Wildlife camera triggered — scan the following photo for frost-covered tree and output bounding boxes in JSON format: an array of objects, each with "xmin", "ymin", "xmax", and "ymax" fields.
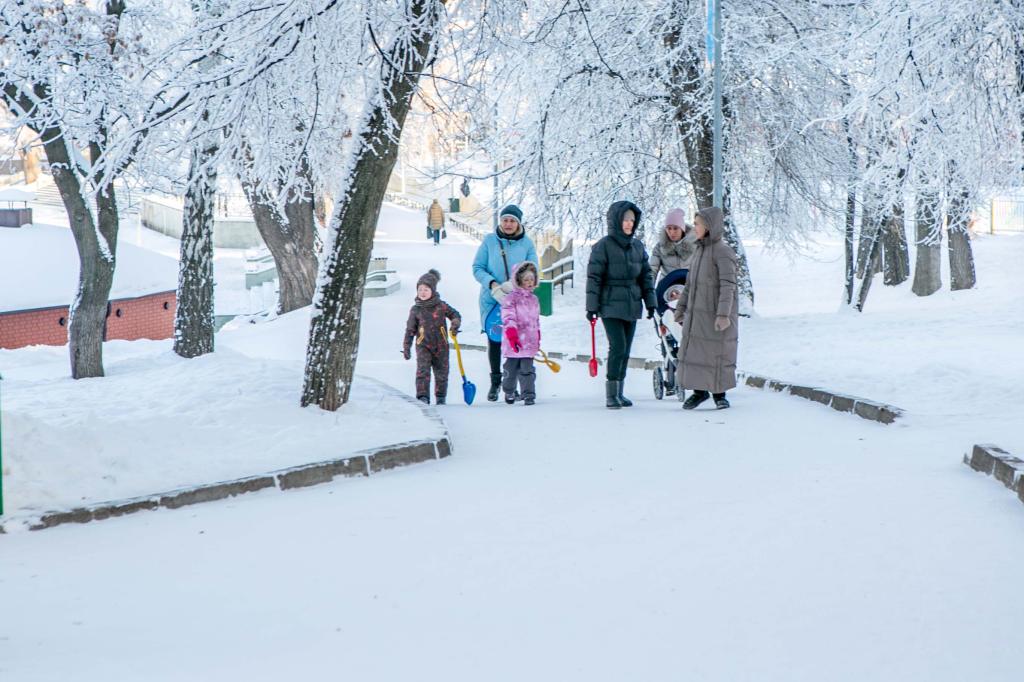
[
  {"xmin": 301, "ymin": 0, "xmax": 447, "ymax": 411},
  {"xmin": 0, "ymin": 0, "xmax": 182, "ymax": 377}
]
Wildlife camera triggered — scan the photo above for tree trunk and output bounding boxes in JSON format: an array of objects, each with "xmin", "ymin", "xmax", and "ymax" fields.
[
  {"xmin": 947, "ymin": 175, "xmax": 977, "ymax": 291},
  {"xmin": 911, "ymin": 190, "xmax": 942, "ymax": 296},
  {"xmin": 844, "ymin": 187, "xmax": 857, "ymax": 304},
  {"xmin": 854, "ymin": 196, "xmax": 884, "ymax": 311},
  {"xmin": 42, "ymin": 132, "xmax": 117, "ymax": 378},
  {"xmin": 881, "ymin": 200, "xmax": 910, "ymax": 286},
  {"xmin": 855, "ymin": 225, "xmax": 883, "ymax": 312},
  {"xmin": 242, "ymin": 153, "xmax": 319, "ymax": 315},
  {"xmin": 856, "ymin": 193, "xmax": 881, "ymax": 280},
  {"xmin": 843, "ymin": 113, "xmax": 857, "ymax": 305},
  {"xmin": 174, "ymin": 144, "xmax": 217, "ymax": 357},
  {"xmin": 301, "ymin": 0, "xmax": 444, "ymax": 411}
]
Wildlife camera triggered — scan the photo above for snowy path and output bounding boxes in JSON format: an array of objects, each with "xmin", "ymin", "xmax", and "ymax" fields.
[{"xmin": 2, "ymin": 205, "xmax": 1023, "ymax": 681}]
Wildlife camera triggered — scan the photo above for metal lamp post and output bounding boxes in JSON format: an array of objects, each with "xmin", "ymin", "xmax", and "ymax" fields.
[{"xmin": 711, "ymin": 0, "xmax": 723, "ymax": 208}]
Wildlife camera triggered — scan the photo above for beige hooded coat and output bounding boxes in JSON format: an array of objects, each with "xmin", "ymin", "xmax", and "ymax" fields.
[
  {"xmin": 674, "ymin": 207, "xmax": 739, "ymax": 393},
  {"xmin": 427, "ymin": 200, "xmax": 445, "ymax": 229}
]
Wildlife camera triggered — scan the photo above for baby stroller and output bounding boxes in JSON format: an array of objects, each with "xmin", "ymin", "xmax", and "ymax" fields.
[{"xmin": 651, "ymin": 269, "xmax": 688, "ymax": 400}]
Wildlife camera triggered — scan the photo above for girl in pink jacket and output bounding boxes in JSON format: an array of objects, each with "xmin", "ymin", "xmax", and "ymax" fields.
[{"xmin": 501, "ymin": 261, "xmax": 541, "ymax": 405}]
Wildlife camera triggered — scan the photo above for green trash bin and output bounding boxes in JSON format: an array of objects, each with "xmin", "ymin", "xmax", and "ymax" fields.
[
  {"xmin": 448, "ymin": 197, "xmax": 460, "ymax": 213},
  {"xmin": 537, "ymin": 280, "xmax": 553, "ymax": 317}
]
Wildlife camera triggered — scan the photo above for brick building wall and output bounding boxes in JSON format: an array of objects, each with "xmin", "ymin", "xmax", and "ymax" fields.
[{"xmin": 0, "ymin": 291, "xmax": 177, "ymax": 350}]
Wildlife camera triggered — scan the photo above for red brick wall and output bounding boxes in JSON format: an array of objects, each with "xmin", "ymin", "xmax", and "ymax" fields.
[
  {"xmin": 0, "ymin": 305, "xmax": 70, "ymax": 349},
  {"xmin": 105, "ymin": 291, "xmax": 177, "ymax": 342},
  {"xmin": 0, "ymin": 291, "xmax": 177, "ymax": 350}
]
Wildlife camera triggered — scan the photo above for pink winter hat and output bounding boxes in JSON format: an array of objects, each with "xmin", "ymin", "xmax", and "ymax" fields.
[{"xmin": 664, "ymin": 208, "xmax": 687, "ymax": 227}]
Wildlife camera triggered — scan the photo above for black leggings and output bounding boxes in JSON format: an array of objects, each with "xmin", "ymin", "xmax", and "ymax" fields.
[
  {"xmin": 488, "ymin": 339, "xmax": 503, "ymax": 379},
  {"xmin": 601, "ymin": 318, "xmax": 636, "ymax": 381}
]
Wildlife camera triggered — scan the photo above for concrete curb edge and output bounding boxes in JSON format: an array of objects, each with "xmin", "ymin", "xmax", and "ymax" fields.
[
  {"xmin": 964, "ymin": 443, "xmax": 1024, "ymax": 508},
  {"xmin": 451, "ymin": 341, "xmax": 904, "ymax": 425},
  {"xmin": 0, "ymin": 376, "xmax": 452, "ymax": 535}
]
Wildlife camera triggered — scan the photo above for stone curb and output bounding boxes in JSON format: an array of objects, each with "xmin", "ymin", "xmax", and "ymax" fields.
[
  {"xmin": 735, "ymin": 371, "xmax": 904, "ymax": 425},
  {"xmin": 452, "ymin": 342, "xmax": 903, "ymax": 425},
  {"xmin": 964, "ymin": 444, "xmax": 1024, "ymax": 506},
  {"xmin": 0, "ymin": 377, "xmax": 452, "ymax": 535}
]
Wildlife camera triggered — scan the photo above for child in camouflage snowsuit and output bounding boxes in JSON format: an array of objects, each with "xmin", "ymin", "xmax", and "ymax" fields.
[{"xmin": 403, "ymin": 269, "xmax": 461, "ymax": 404}]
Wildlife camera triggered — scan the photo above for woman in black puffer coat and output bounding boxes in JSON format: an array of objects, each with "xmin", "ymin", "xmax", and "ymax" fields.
[{"xmin": 586, "ymin": 200, "xmax": 657, "ymax": 409}]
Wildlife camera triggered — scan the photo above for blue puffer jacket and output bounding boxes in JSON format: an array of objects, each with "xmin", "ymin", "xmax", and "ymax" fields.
[{"xmin": 472, "ymin": 227, "xmax": 538, "ymax": 332}]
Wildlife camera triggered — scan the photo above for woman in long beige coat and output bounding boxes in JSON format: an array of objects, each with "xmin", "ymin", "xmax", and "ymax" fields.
[
  {"xmin": 427, "ymin": 199, "xmax": 445, "ymax": 246},
  {"xmin": 674, "ymin": 206, "xmax": 738, "ymax": 410}
]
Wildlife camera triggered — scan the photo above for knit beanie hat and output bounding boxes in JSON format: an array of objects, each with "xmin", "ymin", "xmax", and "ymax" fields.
[
  {"xmin": 499, "ymin": 204, "xmax": 523, "ymax": 225},
  {"xmin": 416, "ymin": 268, "xmax": 441, "ymax": 294},
  {"xmin": 664, "ymin": 208, "xmax": 686, "ymax": 228}
]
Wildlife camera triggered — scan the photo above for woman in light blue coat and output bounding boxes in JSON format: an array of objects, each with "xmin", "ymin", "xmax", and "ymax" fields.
[{"xmin": 472, "ymin": 204, "xmax": 538, "ymax": 401}]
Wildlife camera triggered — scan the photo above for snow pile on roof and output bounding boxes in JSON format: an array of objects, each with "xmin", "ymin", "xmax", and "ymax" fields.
[
  {"xmin": 0, "ymin": 188, "xmax": 35, "ymax": 203},
  {"xmin": 0, "ymin": 223, "xmax": 179, "ymax": 313}
]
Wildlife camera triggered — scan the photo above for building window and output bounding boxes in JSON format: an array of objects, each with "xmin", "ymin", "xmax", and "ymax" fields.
[{"xmin": 58, "ymin": 316, "xmax": 66, "ymax": 326}]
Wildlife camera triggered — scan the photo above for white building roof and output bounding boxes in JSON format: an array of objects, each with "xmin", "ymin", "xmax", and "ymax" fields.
[{"xmin": 0, "ymin": 224, "xmax": 179, "ymax": 313}]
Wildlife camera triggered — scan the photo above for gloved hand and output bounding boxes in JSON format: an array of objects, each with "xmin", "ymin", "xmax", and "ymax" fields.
[
  {"xmin": 646, "ymin": 307, "xmax": 656, "ymax": 319},
  {"xmin": 505, "ymin": 327, "xmax": 521, "ymax": 353},
  {"xmin": 449, "ymin": 323, "xmax": 460, "ymax": 337},
  {"xmin": 586, "ymin": 311, "xmax": 598, "ymax": 322},
  {"xmin": 714, "ymin": 315, "xmax": 731, "ymax": 332},
  {"xmin": 402, "ymin": 348, "xmax": 411, "ymax": 360},
  {"xmin": 492, "ymin": 280, "xmax": 514, "ymax": 303}
]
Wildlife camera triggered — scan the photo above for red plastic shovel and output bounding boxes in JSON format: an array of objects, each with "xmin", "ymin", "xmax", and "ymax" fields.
[{"xmin": 588, "ymin": 318, "xmax": 599, "ymax": 377}]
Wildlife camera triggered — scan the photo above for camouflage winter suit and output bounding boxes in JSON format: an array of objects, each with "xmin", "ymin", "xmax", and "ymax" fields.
[{"xmin": 403, "ymin": 295, "xmax": 461, "ymax": 400}]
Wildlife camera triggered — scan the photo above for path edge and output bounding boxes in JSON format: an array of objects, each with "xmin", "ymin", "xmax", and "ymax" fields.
[
  {"xmin": 0, "ymin": 376, "xmax": 452, "ymax": 535},
  {"xmin": 451, "ymin": 340, "xmax": 904, "ymax": 426}
]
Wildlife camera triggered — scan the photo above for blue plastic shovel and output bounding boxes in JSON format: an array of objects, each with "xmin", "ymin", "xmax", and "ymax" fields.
[{"xmin": 451, "ymin": 333, "xmax": 476, "ymax": 405}]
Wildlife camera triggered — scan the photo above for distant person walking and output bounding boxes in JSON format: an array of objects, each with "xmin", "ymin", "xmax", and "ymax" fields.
[
  {"xmin": 674, "ymin": 207, "xmax": 739, "ymax": 410},
  {"xmin": 586, "ymin": 200, "xmax": 656, "ymax": 409},
  {"xmin": 472, "ymin": 204, "xmax": 538, "ymax": 401},
  {"xmin": 427, "ymin": 199, "xmax": 445, "ymax": 246}
]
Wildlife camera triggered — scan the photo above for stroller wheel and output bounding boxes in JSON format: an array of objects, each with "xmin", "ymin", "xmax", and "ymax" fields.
[{"xmin": 652, "ymin": 367, "xmax": 665, "ymax": 400}]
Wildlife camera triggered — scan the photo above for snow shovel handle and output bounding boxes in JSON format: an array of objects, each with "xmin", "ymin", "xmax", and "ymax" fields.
[{"xmin": 452, "ymin": 333, "xmax": 467, "ymax": 378}]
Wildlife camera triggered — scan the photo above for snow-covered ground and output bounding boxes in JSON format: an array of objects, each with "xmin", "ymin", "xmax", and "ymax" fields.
[
  {"xmin": 1, "ymin": 201, "xmax": 1023, "ymax": 680},
  {"xmin": 0, "ymin": 327, "xmax": 441, "ymax": 515},
  {"xmin": 740, "ymin": 233, "xmax": 1024, "ymax": 454}
]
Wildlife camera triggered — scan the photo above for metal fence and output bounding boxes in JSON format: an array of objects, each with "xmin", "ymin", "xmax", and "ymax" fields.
[{"xmin": 990, "ymin": 198, "xmax": 1024, "ymax": 234}]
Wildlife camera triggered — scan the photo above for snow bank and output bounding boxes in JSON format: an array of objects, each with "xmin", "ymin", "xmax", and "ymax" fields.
[{"xmin": 0, "ymin": 309, "xmax": 443, "ymax": 516}]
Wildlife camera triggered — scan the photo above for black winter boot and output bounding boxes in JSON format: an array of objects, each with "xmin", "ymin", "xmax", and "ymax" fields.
[
  {"xmin": 682, "ymin": 390, "xmax": 710, "ymax": 410},
  {"xmin": 714, "ymin": 393, "xmax": 730, "ymax": 410},
  {"xmin": 606, "ymin": 381, "xmax": 623, "ymax": 409},
  {"xmin": 487, "ymin": 373, "xmax": 501, "ymax": 402},
  {"xmin": 617, "ymin": 381, "xmax": 633, "ymax": 407}
]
